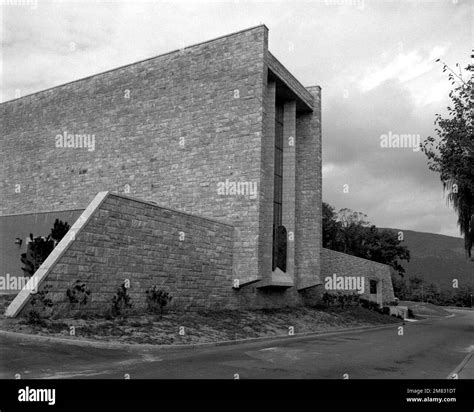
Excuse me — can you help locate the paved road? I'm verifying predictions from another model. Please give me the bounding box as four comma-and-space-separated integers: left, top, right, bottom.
0, 309, 472, 379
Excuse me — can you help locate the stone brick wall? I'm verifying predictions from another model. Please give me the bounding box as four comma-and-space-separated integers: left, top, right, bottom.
295, 86, 322, 290
320, 248, 395, 304
0, 25, 267, 283
256, 78, 275, 285
17, 193, 236, 316
11, 192, 335, 317
1, 25, 325, 311
282, 101, 296, 282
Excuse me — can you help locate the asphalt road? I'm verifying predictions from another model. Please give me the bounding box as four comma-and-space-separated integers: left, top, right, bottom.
0, 309, 472, 379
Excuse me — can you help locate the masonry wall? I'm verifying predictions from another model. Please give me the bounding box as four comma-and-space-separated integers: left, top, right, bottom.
14, 193, 336, 317
320, 248, 395, 304
257, 79, 275, 285
0, 26, 267, 283
295, 86, 322, 290
282, 101, 297, 282
17, 193, 236, 316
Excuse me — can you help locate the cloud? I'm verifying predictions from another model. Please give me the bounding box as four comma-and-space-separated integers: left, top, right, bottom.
362, 45, 447, 89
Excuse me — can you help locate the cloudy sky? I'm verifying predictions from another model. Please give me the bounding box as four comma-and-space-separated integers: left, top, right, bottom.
1, 0, 471, 237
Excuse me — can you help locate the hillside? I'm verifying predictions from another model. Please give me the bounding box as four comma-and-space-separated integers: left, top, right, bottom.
383, 228, 473, 289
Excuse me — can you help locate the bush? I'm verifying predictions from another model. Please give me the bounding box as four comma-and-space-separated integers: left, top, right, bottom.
359, 298, 380, 311
66, 280, 91, 308
110, 282, 132, 317
26, 285, 54, 325
322, 291, 360, 308
146, 286, 172, 316
26, 310, 46, 326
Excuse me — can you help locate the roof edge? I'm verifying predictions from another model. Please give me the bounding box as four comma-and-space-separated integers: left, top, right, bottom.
266, 51, 315, 111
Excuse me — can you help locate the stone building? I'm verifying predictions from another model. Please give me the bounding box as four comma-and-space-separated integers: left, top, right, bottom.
1, 25, 394, 317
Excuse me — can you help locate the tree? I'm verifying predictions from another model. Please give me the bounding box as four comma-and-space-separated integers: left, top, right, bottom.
337, 208, 370, 255
21, 234, 55, 277
322, 203, 410, 276
50, 219, 70, 245
322, 202, 343, 250
21, 219, 70, 277
421, 58, 474, 258
354, 226, 409, 276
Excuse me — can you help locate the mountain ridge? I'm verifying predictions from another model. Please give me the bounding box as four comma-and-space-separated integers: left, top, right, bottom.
382, 228, 473, 288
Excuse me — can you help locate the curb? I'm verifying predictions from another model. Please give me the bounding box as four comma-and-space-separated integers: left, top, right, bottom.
447, 350, 474, 379
0, 322, 403, 352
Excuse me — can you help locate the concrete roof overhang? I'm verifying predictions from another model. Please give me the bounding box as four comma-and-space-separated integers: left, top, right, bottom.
266, 51, 315, 114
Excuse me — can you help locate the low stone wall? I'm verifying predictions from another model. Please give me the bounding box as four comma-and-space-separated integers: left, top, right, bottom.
320, 248, 395, 304
8, 192, 237, 317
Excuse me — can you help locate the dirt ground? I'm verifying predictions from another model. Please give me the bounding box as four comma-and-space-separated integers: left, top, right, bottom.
0, 294, 400, 345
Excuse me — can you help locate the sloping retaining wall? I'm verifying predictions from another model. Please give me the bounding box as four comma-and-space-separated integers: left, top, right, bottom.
321, 248, 395, 304
6, 192, 236, 317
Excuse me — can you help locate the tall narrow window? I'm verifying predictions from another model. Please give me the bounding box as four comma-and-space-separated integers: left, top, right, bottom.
273, 105, 284, 227
273, 104, 286, 272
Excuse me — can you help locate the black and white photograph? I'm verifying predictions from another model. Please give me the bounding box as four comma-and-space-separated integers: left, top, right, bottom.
0, 0, 472, 408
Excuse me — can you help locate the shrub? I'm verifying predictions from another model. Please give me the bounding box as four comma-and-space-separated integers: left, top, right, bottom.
146, 286, 172, 316
322, 291, 360, 308
111, 282, 132, 317
359, 298, 380, 311
322, 292, 334, 307
66, 280, 91, 308
359, 298, 370, 309
26, 285, 54, 325
26, 310, 45, 326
